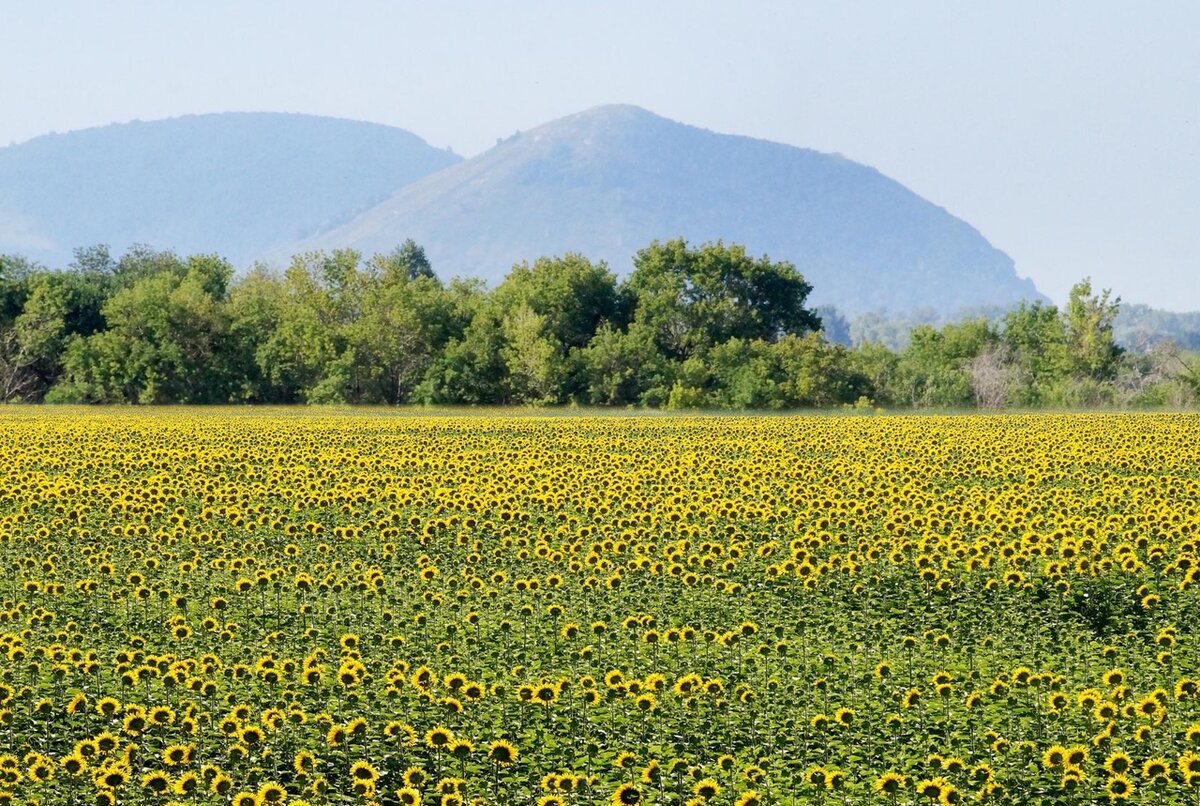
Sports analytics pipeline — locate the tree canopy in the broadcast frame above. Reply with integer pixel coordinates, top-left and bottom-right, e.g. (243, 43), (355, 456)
(0, 240), (1190, 409)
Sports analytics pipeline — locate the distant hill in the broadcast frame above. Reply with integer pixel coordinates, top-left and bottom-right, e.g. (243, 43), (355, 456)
(2, 106), (1045, 316)
(1115, 304), (1200, 351)
(285, 105), (1043, 315)
(0, 112), (460, 266)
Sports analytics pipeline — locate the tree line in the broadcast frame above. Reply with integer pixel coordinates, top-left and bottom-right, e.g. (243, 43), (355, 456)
(0, 239), (1196, 408)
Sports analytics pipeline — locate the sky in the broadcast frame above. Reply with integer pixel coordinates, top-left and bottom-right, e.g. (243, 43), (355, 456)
(3, 1), (1198, 310)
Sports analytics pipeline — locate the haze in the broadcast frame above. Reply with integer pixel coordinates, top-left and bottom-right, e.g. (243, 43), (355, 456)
(3, 1), (1197, 310)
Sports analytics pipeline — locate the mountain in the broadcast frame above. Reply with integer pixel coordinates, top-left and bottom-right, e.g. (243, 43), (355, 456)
(285, 104), (1043, 315)
(1115, 304), (1200, 351)
(0, 112), (460, 267)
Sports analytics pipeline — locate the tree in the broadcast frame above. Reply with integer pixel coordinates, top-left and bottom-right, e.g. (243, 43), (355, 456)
(501, 303), (563, 404)
(703, 339), (781, 409)
(249, 250), (362, 402)
(1064, 278), (1122, 380)
(415, 305), (508, 405)
(772, 332), (870, 407)
(494, 254), (622, 349)
(1001, 301), (1069, 404)
(813, 305), (852, 346)
(69, 244), (116, 276)
(50, 252), (234, 403)
(892, 319), (999, 407)
(626, 239), (820, 360)
(492, 253), (622, 403)
(226, 266), (288, 401)
(849, 342), (899, 404)
(968, 344), (1018, 409)
(0, 274), (68, 401)
(376, 238), (435, 281)
(0, 255), (36, 325)
(343, 270), (469, 404)
(574, 323), (673, 406)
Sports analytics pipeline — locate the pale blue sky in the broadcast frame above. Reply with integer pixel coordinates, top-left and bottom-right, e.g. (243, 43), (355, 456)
(3, 1), (1198, 309)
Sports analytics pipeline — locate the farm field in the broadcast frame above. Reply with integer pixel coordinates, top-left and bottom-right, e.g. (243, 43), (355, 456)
(1, 409), (1199, 805)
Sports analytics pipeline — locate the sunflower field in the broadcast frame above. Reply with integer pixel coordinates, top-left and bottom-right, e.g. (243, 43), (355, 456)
(2, 409), (1200, 806)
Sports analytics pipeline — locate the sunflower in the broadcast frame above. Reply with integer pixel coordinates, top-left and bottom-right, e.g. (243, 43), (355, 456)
(161, 744), (189, 767)
(26, 760), (53, 784)
(425, 727), (453, 750)
(96, 766), (128, 789)
(610, 783), (642, 805)
(211, 773), (234, 796)
(487, 740), (518, 766)
(325, 724), (346, 747)
(875, 771), (906, 795)
(1042, 746), (1067, 768)
(1064, 746), (1088, 768)
(255, 782), (285, 801)
(350, 760), (379, 783)
(916, 777), (949, 801)
(385, 721), (417, 745)
(436, 777), (464, 794)
(61, 755), (86, 777)
(395, 787), (421, 806)
(1101, 752), (1131, 776)
(403, 766), (429, 789)
(1106, 774), (1133, 800)
(149, 706), (175, 725)
(1141, 757), (1169, 781)
(122, 712), (146, 735)
(293, 750), (316, 776)
(138, 767), (169, 791)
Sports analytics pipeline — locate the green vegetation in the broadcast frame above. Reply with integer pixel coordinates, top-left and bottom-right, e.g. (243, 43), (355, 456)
(1, 240), (1195, 408)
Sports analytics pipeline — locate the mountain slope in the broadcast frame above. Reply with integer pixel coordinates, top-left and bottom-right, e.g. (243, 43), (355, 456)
(288, 105), (1041, 315)
(0, 112), (460, 266)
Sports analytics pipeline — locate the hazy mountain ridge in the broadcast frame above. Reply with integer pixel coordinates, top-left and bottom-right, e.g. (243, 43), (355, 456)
(0, 112), (460, 266)
(286, 105), (1044, 315)
(1, 105), (1046, 316)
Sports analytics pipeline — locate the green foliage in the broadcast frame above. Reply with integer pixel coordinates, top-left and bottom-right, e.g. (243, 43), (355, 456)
(1001, 301), (1069, 404)
(0, 273), (68, 400)
(49, 253), (234, 403)
(1063, 278), (1122, 380)
(415, 307), (509, 405)
(627, 239), (820, 360)
(574, 323), (674, 406)
(889, 320), (999, 407)
(345, 271), (465, 404)
(0, 241), (1191, 409)
(494, 253), (622, 350)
